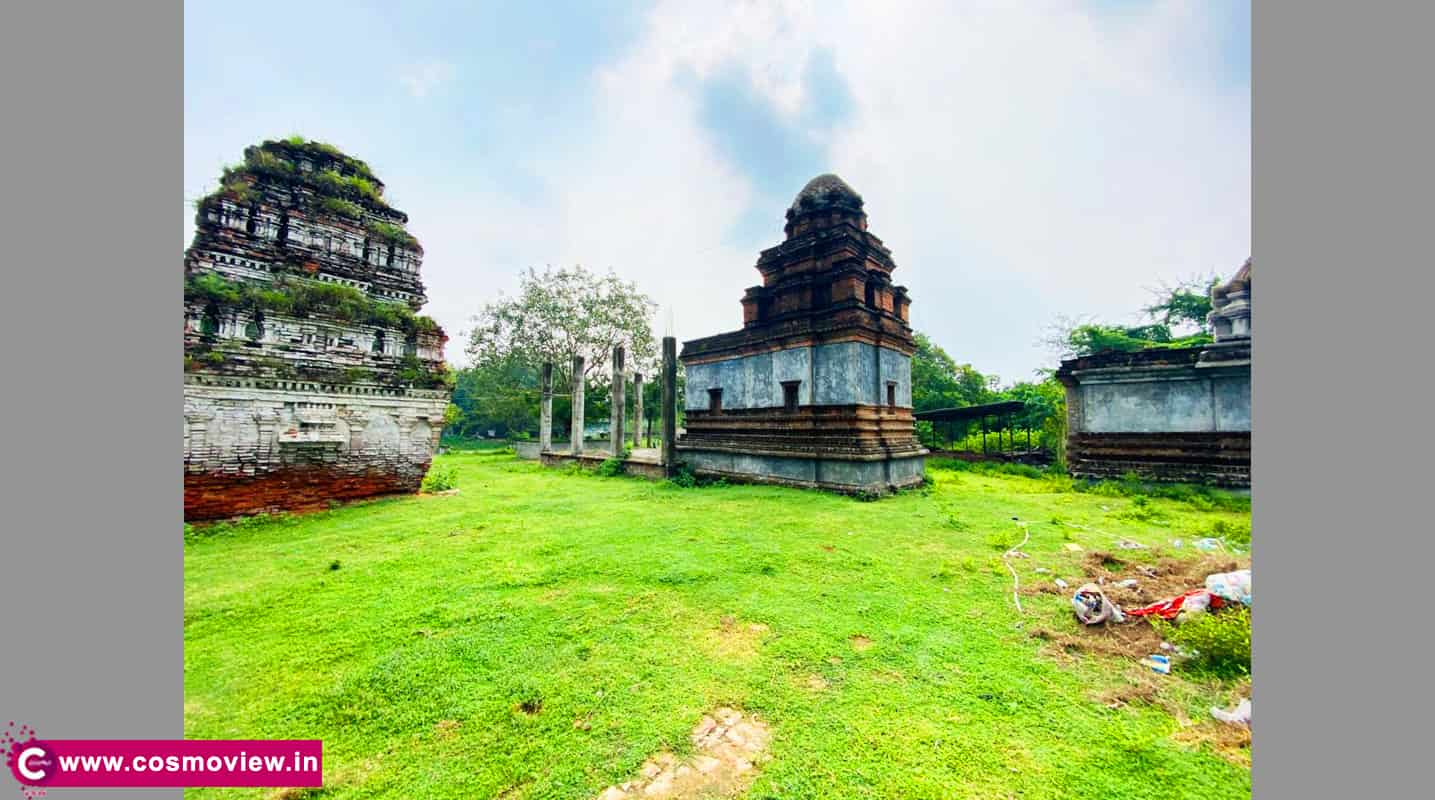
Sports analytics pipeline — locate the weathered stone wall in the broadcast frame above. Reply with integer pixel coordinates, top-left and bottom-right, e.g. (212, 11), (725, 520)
(684, 342), (912, 411)
(1057, 344), (1251, 487)
(682, 449), (925, 494)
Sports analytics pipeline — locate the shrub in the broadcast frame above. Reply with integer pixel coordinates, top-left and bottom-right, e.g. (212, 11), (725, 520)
(185, 273), (443, 342)
(241, 148), (297, 180)
(311, 168), (349, 196)
(1116, 495), (1170, 523)
(1211, 518), (1252, 546)
(367, 220), (419, 250)
(984, 526), (1023, 550)
(1154, 607), (1251, 678)
(595, 457), (625, 477)
(319, 196), (364, 219)
(421, 464), (458, 493)
(666, 464), (697, 488)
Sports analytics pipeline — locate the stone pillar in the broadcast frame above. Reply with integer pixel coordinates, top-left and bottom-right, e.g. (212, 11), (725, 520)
(571, 355), (585, 455)
(610, 346), (625, 458)
(632, 372), (644, 449)
(661, 336), (676, 469)
(539, 362), (553, 453)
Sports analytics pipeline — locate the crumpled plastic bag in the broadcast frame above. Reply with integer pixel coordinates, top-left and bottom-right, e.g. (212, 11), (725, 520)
(1205, 569), (1252, 606)
(1127, 588), (1223, 620)
(1211, 697), (1251, 727)
(1071, 584), (1124, 625)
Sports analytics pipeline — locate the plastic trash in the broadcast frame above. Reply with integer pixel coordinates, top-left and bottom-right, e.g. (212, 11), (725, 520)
(1171, 538), (1184, 548)
(1034, 567), (1052, 575)
(1141, 654), (1171, 674)
(1116, 539), (1147, 550)
(1071, 584), (1122, 626)
(1054, 578), (1069, 589)
(1127, 589), (1225, 620)
(1063, 543), (1085, 552)
(1116, 579), (1139, 588)
(1193, 537), (1225, 552)
(1205, 569), (1252, 606)
(1211, 698), (1251, 726)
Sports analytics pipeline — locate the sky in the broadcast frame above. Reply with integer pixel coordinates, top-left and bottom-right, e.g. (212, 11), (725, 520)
(184, 0), (1250, 385)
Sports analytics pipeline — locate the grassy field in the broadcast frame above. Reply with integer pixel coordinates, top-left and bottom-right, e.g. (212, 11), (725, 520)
(184, 452), (1252, 799)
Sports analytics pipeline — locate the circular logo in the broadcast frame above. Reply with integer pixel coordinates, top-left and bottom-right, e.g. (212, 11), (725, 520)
(10, 741), (57, 786)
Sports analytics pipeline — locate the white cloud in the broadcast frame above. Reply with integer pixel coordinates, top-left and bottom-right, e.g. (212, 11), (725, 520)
(398, 60), (456, 98)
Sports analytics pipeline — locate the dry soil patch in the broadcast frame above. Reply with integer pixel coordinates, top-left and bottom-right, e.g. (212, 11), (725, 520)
(593, 707), (771, 800)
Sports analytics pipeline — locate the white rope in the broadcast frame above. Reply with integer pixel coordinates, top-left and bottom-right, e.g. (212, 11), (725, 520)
(1004, 521), (1031, 615)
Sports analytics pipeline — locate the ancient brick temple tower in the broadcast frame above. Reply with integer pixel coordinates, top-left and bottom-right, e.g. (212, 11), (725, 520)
(677, 174), (927, 493)
(183, 138), (452, 520)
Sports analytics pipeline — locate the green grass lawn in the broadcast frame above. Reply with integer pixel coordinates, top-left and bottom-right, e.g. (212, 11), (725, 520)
(184, 453), (1252, 799)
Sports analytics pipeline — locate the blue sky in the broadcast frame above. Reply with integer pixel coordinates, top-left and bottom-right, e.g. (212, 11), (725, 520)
(185, 0), (1250, 383)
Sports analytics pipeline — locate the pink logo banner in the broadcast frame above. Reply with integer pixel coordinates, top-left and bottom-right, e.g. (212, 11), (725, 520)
(6, 739), (322, 789)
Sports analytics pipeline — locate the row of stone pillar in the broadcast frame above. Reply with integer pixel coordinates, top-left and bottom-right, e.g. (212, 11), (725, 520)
(538, 336), (678, 467)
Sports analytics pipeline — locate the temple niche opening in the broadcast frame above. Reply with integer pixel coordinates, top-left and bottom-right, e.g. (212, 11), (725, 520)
(677, 174), (927, 494)
(183, 138), (452, 520)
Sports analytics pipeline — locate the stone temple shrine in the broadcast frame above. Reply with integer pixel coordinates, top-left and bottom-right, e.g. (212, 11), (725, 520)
(677, 174), (927, 493)
(1056, 258), (1252, 487)
(183, 138), (452, 520)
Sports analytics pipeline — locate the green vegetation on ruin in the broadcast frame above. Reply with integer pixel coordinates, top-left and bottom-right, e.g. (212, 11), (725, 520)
(186, 272), (441, 337)
(184, 453), (1251, 799)
(202, 137), (402, 218)
(366, 220), (421, 251)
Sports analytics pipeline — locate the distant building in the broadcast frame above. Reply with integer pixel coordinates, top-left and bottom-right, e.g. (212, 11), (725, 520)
(677, 175), (927, 493)
(1056, 259), (1252, 487)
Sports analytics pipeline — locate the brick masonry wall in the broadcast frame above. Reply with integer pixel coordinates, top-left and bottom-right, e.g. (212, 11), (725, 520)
(1066, 432), (1251, 488)
(183, 378), (449, 520)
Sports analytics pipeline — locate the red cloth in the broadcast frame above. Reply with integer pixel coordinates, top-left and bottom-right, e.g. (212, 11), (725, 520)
(1126, 589), (1226, 619)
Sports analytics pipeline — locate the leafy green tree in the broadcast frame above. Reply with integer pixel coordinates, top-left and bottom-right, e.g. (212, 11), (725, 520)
(1049, 275), (1220, 359)
(466, 265), (658, 393)
(911, 332), (992, 412)
(454, 265), (659, 440)
(448, 357), (541, 438)
(1144, 276), (1219, 334)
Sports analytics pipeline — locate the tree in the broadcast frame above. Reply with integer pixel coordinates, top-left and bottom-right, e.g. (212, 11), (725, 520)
(448, 356), (543, 438)
(911, 332), (991, 413)
(454, 266), (659, 440)
(1143, 276), (1219, 335)
(467, 265), (658, 392)
(1048, 275), (1220, 359)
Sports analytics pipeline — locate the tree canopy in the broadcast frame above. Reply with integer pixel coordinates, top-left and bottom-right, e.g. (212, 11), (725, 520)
(466, 265), (657, 391)
(452, 265), (659, 439)
(1050, 275), (1219, 358)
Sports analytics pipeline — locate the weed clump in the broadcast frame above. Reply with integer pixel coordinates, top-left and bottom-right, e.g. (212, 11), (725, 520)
(665, 464), (698, 488)
(421, 464), (458, 492)
(595, 457), (625, 477)
(1211, 519), (1251, 546)
(1155, 607), (1251, 678)
(1116, 495), (1171, 523)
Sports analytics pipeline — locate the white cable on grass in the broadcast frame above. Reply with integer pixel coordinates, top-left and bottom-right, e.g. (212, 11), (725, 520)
(1004, 521), (1031, 615)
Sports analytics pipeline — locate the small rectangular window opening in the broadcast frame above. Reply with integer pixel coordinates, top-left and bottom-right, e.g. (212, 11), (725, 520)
(886, 381), (897, 408)
(708, 388), (723, 414)
(782, 381), (801, 412)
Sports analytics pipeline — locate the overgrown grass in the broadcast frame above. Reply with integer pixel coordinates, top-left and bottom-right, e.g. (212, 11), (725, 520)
(437, 436), (513, 452)
(420, 464), (459, 493)
(928, 457), (1250, 513)
(185, 454), (1252, 799)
